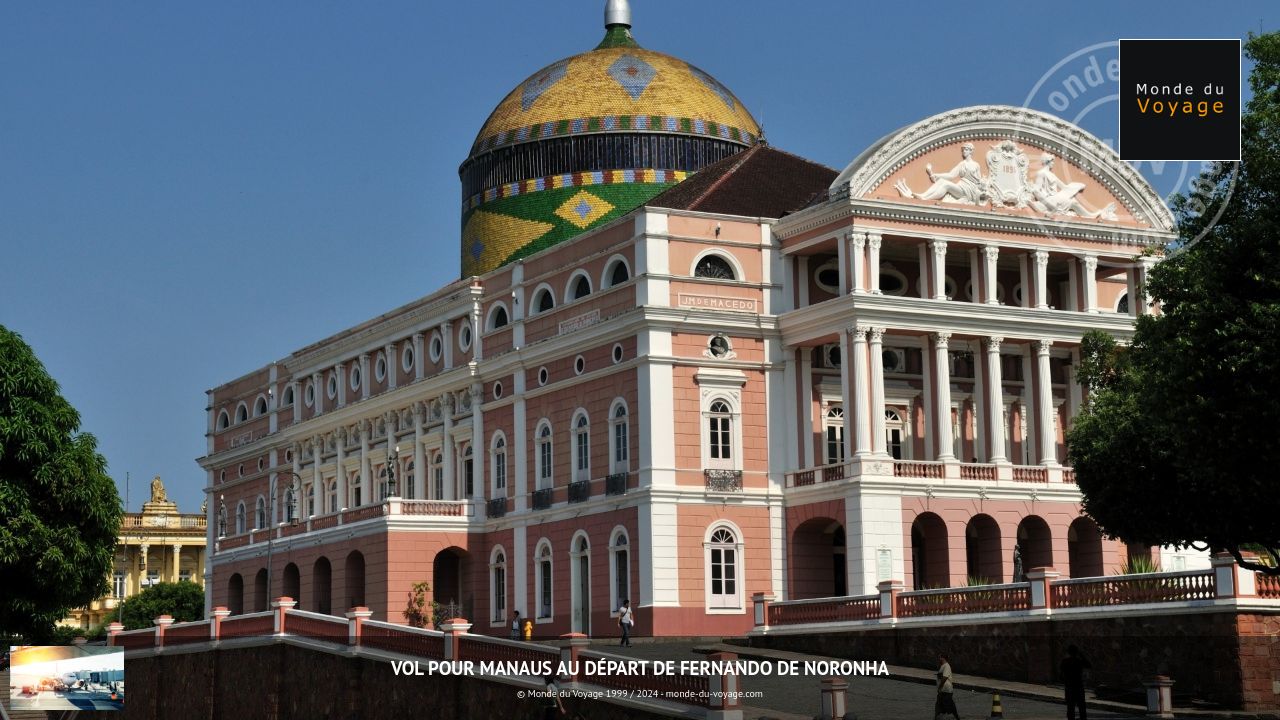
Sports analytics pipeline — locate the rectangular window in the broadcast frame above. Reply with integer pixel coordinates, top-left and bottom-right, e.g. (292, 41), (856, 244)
(146, 571), (159, 588)
(540, 562), (552, 618)
(709, 417), (732, 460)
(614, 422), (628, 464)
(539, 441), (552, 489)
(434, 466), (444, 499)
(464, 458), (473, 497)
(113, 573), (126, 598)
(493, 569), (506, 620)
(495, 452), (506, 489)
(615, 551), (628, 608)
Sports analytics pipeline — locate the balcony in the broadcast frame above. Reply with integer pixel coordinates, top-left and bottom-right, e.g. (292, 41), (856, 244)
(605, 472), (628, 496)
(783, 458), (1077, 488)
(214, 498), (473, 554)
(568, 479), (590, 504)
(486, 497), (507, 519)
(704, 469), (743, 493)
(532, 487), (553, 511)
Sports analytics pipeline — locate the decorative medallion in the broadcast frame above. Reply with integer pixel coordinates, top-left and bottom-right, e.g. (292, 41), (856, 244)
(607, 53), (657, 100)
(554, 190), (616, 228)
(521, 59), (570, 111)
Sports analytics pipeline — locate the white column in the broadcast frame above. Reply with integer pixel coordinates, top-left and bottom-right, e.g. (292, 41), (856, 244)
(1082, 256), (1099, 313)
(985, 337), (1007, 463)
(335, 430), (347, 509)
(929, 240), (948, 300)
(838, 330), (853, 462)
(971, 340), (986, 462)
(836, 233), (848, 295)
(441, 395), (455, 500)
(471, 304), (484, 361)
(359, 353), (371, 400)
(1020, 348), (1034, 465)
(917, 243), (929, 299)
(933, 333), (954, 460)
(385, 344), (398, 390)
(172, 544), (181, 582)
(470, 384), (483, 499)
(867, 232), (882, 294)
(359, 422), (372, 500)
(868, 327), (887, 455)
(801, 348), (816, 468)
(920, 340), (934, 460)
(335, 362), (346, 407)
(312, 372), (324, 414)
(982, 246), (1000, 305)
(413, 404), (425, 500)
(850, 326), (871, 456)
(1126, 267), (1139, 317)
(1137, 259), (1155, 315)
(291, 382), (302, 425)
(849, 231), (867, 294)
(311, 436), (322, 512)
(1036, 340), (1058, 466)
(1033, 250), (1049, 309)
(967, 248), (980, 304)
(413, 332), (425, 380)
(1066, 259), (1080, 311)
(441, 321), (454, 370)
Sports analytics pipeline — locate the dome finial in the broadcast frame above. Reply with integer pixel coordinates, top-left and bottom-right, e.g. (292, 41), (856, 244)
(604, 0), (631, 29)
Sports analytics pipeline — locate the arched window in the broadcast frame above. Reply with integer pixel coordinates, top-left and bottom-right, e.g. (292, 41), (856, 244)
(533, 287), (555, 314)
(235, 403), (248, 424)
(536, 541), (553, 619)
(284, 485), (296, 523)
(255, 497), (266, 530)
(610, 402), (629, 473)
(825, 406), (845, 464)
(488, 304), (509, 330)
(490, 548), (507, 622)
(403, 460), (415, 500)
(573, 413), (590, 482)
(537, 423), (553, 490)
(306, 484), (315, 517)
(236, 502), (246, 534)
(568, 273), (591, 301)
(706, 526), (742, 610)
(605, 258), (630, 287)
(254, 396), (268, 417)
(432, 451), (444, 499)
(327, 480), (337, 513)
(217, 410), (230, 431)
(462, 445), (474, 498)
(283, 385), (295, 406)
(491, 434), (507, 492)
(1116, 292), (1130, 314)
(611, 529), (630, 613)
(694, 254), (737, 280)
(886, 408), (907, 460)
(706, 400), (734, 466)
(350, 471), (363, 508)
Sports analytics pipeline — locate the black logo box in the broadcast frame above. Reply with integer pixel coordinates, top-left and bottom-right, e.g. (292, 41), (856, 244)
(1119, 39), (1241, 161)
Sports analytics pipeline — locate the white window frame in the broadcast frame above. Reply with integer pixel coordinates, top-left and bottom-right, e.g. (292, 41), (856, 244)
(491, 432), (507, 494)
(565, 270), (593, 303)
(535, 539), (554, 622)
(609, 399), (630, 474)
(530, 283), (556, 315)
(217, 409), (230, 430)
(432, 451), (444, 500)
(701, 395), (741, 470)
(236, 501), (246, 533)
(254, 496), (267, 530)
(327, 480), (338, 513)
(429, 331), (443, 363)
(490, 546), (507, 625)
(113, 572), (127, 599)
(601, 254), (631, 288)
(689, 248), (743, 281)
(235, 402), (248, 424)
(349, 471), (363, 508)
(704, 522), (744, 613)
(571, 410), (590, 483)
(609, 526), (630, 615)
(486, 302), (510, 331)
(824, 406), (845, 465)
(536, 420), (553, 490)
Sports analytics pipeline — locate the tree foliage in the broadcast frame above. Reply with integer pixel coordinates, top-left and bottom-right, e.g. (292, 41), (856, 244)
(0, 326), (122, 639)
(118, 581), (206, 630)
(1067, 33), (1280, 573)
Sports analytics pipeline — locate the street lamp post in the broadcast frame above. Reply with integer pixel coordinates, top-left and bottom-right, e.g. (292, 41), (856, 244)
(266, 470), (303, 608)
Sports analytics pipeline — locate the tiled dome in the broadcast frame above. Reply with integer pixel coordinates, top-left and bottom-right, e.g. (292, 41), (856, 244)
(458, 1), (761, 277)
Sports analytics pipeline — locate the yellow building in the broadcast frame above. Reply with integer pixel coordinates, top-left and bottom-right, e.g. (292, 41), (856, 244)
(61, 476), (208, 630)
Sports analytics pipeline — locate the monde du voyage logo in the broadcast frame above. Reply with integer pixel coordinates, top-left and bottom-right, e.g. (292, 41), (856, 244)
(1119, 39), (1241, 162)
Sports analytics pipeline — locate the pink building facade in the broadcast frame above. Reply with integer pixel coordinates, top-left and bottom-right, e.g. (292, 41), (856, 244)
(201, 8), (1185, 640)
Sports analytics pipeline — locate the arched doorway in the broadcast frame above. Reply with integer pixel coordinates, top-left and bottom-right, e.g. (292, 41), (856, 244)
(965, 514), (1003, 584)
(1017, 516), (1053, 575)
(1068, 517), (1104, 578)
(253, 568), (268, 612)
(312, 557), (332, 614)
(283, 562), (301, 605)
(570, 534), (591, 635)
(227, 573), (244, 615)
(432, 547), (467, 616)
(345, 551), (365, 610)
(910, 512), (950, 590)
(790, 518), (846, 599)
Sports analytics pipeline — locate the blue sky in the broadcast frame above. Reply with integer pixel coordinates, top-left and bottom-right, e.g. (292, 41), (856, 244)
(0, 1), (1272, 513)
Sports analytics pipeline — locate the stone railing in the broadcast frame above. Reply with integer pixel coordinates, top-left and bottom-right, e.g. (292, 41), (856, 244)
(216, 499), (473, 553)
(287, 609), (351, 645)
(959, 463), (997, 481)
(1062, 468), (1077, 483)
(893, 460), (944, 479)
(398, 500), (471, 517)
(704, 469), (743, 492)
(360, 619), (445, 659)
(753, 557), (1275, 632)
(459, 634), (559, 665)
(580, 647), (715, 709)
(1011, 465), (1049, 483)
(219, 611), (276, 638)
(163, 619), (214, 646)
(1051, 569), (1215, 608)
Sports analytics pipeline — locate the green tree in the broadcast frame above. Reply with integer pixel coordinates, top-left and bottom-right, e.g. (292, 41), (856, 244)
(118, 581), (205, 630)
(1067, 33), (1280, 574)
(0, 326), (123, 639)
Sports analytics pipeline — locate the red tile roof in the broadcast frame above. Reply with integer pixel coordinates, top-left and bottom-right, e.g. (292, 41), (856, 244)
(648, 143), (837, 218)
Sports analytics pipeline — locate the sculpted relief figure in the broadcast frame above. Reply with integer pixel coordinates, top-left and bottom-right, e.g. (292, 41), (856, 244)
(895, 143), (988, 205)
(1030, 154), (1118, 221)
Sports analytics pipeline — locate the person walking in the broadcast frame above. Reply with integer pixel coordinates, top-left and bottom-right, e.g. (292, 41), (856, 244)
(935, 653), (961, 720)
(511, 610), (522, 641)
(617, 599), (634, 647)
(1061, 644), (1092, 720)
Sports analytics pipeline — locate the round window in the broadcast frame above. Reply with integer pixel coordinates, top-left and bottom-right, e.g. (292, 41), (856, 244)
(574, 355), (585, 375)
(612, 343), (624, 364)
(879, 268), (908, 296)
(402, 344), (415, 372)
(460, 324), (473, 352)
(826, 344), (842, 368)
(814, 259), (840, 294)
(493, 381), (503, 400)
(327, 374), (337, 399)
(538, 367), (549, 386)
(429, 334), (443, 363)
(305, 382), (315, 407)
(375, 353), (387, 382)
(350, 367), (361, 391)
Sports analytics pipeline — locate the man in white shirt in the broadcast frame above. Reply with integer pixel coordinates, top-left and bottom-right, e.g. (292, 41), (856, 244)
(935, 653), (960, 720)
(618, 599), (634, 647)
